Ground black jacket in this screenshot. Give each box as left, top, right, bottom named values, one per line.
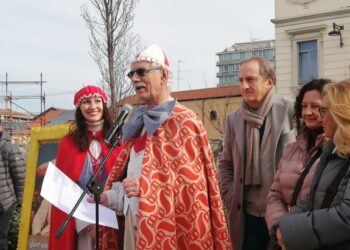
left=0, top=131, right=26, bottom=212
left=279, top=141, right=350, bottom=249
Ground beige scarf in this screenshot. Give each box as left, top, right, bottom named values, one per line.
left=241, top=86, right=275, bottom=185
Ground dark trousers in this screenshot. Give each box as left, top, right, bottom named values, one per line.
left=0, top=204, right=16, bottom=250
left=242, top=212, right=270, bottom=250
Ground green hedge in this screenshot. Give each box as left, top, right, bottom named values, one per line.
left=8, top=206, right=21, bottom=250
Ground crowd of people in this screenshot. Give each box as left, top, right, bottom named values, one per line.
left=4, top=43, right=350, bottom=250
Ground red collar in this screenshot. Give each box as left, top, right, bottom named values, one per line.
left=134, top=132, right=147, bottom=153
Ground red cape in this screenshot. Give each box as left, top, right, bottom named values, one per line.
left=102, top=103, right=232, bottom=250
left=48, top=131, right=121, bottom=250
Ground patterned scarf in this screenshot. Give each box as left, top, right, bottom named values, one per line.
left=241, top=85, right=275, bottom=185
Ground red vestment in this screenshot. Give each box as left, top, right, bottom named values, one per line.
left=102, top=103, right=232, bottom=250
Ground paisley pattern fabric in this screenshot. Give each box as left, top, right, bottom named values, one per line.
left=103, top=102, right=232, bottom=250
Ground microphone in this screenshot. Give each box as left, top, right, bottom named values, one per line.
left=104, top=104, right=133, bottom=144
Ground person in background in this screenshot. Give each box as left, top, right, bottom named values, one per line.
left=265, top=78, right=332, bottom=248
left=93, top=44, right=232, bottom=250
left=219, top=56, right=295, bottom=250
left=0, top=121, right=26, bottom=250
left=277, top=79, right=350, bottom=249
left=48, top=85, right=121, bottom=250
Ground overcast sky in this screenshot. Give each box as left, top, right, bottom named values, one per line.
left=0, top=0, right=274, bottom=113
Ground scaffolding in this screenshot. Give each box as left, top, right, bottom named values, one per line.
left=0, top=72, right=46, bottom=129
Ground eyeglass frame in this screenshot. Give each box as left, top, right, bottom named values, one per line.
left=301, top=103, right=322, bottom=111
left=127, top=67, right=162, bottom=79
left=319, top=107, right=328, bottom=118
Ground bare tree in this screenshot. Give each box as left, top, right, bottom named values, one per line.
left=193, top=97, right=232, bottom=164
left=81, top=0, right=139, bottom=113
left=197, top=97, right=231, bottom=137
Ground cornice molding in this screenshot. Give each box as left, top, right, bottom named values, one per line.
left=272, top=8, right=350, bottom=25
left=285, top=24, right=327, bottom=35
left=287, top=0, right=319, bottom=6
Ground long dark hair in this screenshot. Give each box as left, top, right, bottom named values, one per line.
left=68, top=102, right=113, bottom=151
left=294, top=78, right=332, bottom=148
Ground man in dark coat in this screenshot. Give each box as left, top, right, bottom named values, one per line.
left=0, top=123, right=26, bottom=250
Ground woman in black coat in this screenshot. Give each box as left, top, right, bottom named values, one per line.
left=277, top=79, right=350, bottom=250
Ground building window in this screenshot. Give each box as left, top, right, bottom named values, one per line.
left=245, top=51, right=252, bottom=58
left=267, top=49, right=274, bottom=57
left=229, top=65, right=234, bottom=72
left=240, top=52, right=246, bottom=60
left=210, top=110, right=217, bottom=120
left=232, top=52, right=240, bottom=60
left=298, top=40, right=318, bottom=84
left=229, top=75, right=234, bottom=83
left=233, top=75, right=240, bottom=83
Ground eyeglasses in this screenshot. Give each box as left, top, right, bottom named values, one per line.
left=127, top=67, right=162, bottom=79
left=301, top=104, right=322, bottom=111
left=319, top=107, right=328, bottom=118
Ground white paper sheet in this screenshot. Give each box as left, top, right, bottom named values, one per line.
left=41, top=162, right=118, bottom=229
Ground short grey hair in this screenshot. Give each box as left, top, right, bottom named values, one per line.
left=150, top=62, right=173, bottom=89
left=240, top=56, right=276, bottom=85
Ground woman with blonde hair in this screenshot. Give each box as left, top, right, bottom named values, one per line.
left=276, top=79, right=350, bottom=249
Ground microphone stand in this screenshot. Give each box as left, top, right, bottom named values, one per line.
left=55, top=136, right=121, bottom=250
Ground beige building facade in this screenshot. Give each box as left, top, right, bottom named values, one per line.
left=273, top=0, right=350, bottom=98
left=179, top=95, right=241, bottom=141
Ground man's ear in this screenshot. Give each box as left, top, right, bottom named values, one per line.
left=266, top=77, right=274, bottom=90
left=161, top=68, right=169, bottom=84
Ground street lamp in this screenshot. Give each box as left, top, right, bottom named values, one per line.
left=328, top=22, right=344, bottom=47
